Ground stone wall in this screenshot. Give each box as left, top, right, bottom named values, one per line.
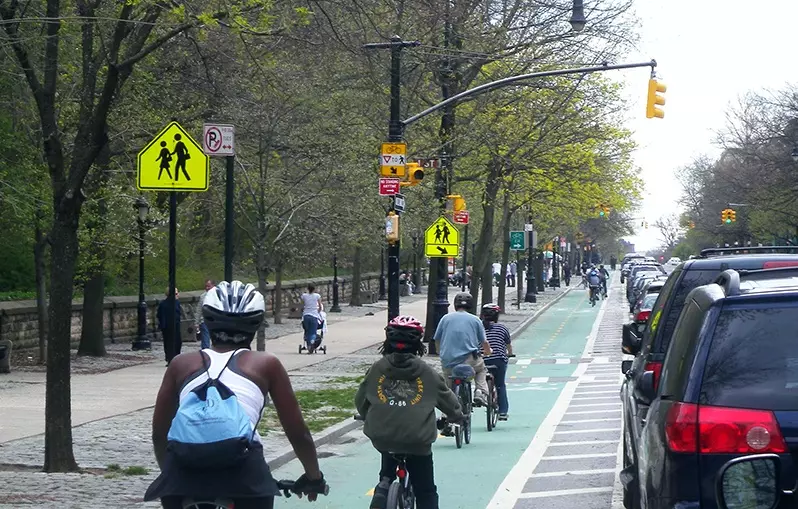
left=0, top=273, right=381, bottom=350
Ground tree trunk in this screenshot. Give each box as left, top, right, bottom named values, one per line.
left=497, top=193, right=513, bottom=310
left=44, top=206, right=80, bottom=472
left=349, top=246, right=362, bottom=306
left=34, top=208, right=48, bottom=365
left=273, top=260, right=283, bottom=325
left=472, top=161, right=502, bottom=309
left=77, top=271, right=106, bottom=356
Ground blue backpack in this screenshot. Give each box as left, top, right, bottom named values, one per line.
left=167, top=351, right=256, bottom=468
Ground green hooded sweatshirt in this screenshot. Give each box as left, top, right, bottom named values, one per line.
left=355, top=352, right=464, bottom=456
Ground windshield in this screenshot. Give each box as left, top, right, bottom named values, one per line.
left=642, top=294, right=658, bottom=309
left=700, top=303, right=798, bottom=411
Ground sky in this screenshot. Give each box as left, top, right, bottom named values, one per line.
left=609, top=0, right=798, bottom=251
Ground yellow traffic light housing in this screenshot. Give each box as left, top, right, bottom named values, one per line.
left=646, top=79, right=666, bottom=119
left=722, top=209, right=732, bottom=224
left=730, top=209, right=737, bottom=222
left=447, top=194, right=466, bottom=212
left=403, top=162, right=424, bottom=186
left=385, top=212, right=399, bottom=242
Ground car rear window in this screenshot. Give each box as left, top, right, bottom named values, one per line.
left=655, top=269, right=719, bottom=353
left=642, top=294, right=658, bottom=309
left=700, top=303, right=798, bottom=411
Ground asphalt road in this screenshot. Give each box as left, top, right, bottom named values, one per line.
left=271, top=275, right=629, bottom=509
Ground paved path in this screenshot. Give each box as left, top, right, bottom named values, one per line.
left=269, top=275, right=626, bottom=509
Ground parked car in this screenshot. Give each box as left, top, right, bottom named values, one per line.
left=629, top=274, right=667, bottom=311
left=624, top=267, right=798, bottom=509
left=626, top=264, right=667, bottom=301
left=630, top=279, right=666, bottom=317
left=621, top=255, right=648, bottom=283
left=666, top=257, right=681, bottom=266
left=619, top=247, right=798, bottom=509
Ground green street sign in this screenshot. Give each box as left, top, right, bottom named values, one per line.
left=510, top=231, right=526, bottom=251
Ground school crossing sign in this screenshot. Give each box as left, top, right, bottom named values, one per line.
left=425, top=216, right=459, bottom=257
left=137, top=122, right=209, bottom=191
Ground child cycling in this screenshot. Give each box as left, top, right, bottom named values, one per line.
left=355, top=315, right=464, bottom=509
left=481, top=303, right=513, bottom=420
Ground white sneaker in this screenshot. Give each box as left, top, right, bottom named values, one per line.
left=473, top=390, right=487, bottom=407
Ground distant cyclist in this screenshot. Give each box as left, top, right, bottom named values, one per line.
left=145, top=281, right=327, bottom=508
left=434, top=292, right=492, bottom=406
left=481, top=303, right=512, bottom=421
left=598, top=264, right=610, bottom=297
left=587, top=266, right=602, bottom=302
left=356, top=315, right=464, bottom=509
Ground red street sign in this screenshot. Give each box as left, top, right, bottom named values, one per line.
left=379, top=178, right=401, bottom=196
left=453, top=210, right=469, bottom=224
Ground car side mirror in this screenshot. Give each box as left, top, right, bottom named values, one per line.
left=621, top=360, right=632, bottom=374
left=636, top=371, right=656, bottom=404
left=622, top=323, right=642, bottom=355
left=716, top=454, right=781, bottom=509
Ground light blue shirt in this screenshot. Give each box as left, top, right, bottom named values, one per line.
left=434, top=310, right=487, bottom=368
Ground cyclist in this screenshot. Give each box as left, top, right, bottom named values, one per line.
left=598, top=264, right=610, bottom=297
left=481, top=303, right=512, bottom=421
left=145, top=281, right=327, bottom=509
left=587, top=266, right=601, bottom=302
left=356, top=315, right=464, bottom=509
left=434, top=292, right=492, bottom=406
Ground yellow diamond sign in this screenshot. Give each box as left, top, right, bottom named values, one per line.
left=137, top=122, right=209, bottom=192
left=425, top=216, right=459, bottom=257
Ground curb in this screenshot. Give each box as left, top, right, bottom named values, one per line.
left=509, top=286, right=575, bottom=339
left=267, top=416, right=363, bottom=471
left=267, top=286, right=575, bottom=472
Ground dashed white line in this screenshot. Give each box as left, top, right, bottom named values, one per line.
left=565, top=409, right=621, bottom=415
left=541, top=453, right=617, bottom=460
left=554, top=427, right=620, bottom=435
left=560, top=417, right=621, bottom=424
left=518, top=487, right=614, bottom=498
left=569, top=402, right=621, bottom=408
left=547, top=440, right=619, bottom=446
left=530, top=468, right=616, bottom=477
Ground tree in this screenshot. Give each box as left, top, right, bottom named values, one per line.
left=653, top=215, right=684, bottom=252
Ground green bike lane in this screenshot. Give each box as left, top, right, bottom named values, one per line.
left=272, top=288, right=601, bottom=509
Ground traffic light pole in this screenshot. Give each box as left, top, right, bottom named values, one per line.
left=524, top=212, right=537, bottom=303
left=364, top=36, right=420, bottom=322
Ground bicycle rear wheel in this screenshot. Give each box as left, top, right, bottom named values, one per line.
left=464, top=382, right=472, bottom=445
left=386, top=482, right=402, bottom=509
left=453, top=385, right=464, bottom=449
left=486, top=377, right=495, bottom=432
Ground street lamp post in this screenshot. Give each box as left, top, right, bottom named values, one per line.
left=378, top=245, right=387, bottom=301
left=132, top=197, right=151, bottom=351
left=411, top=230, right=420, bottom=291
left=550, top=236, right=561, bottom=288
left=330, top=237, right=341, bottom=312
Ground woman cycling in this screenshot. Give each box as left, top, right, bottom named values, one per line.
left=145, top=280, right=327, bottom=508
left=481, top=303, right=513, bottom=420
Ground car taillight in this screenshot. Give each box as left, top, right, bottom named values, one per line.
left=635, top=310, right=651, bottom=322
left=665, top=403, right=787, bottom=454
left=644, top=361, right=662, bottom=390
left=763, top=261, right=798, bottom=269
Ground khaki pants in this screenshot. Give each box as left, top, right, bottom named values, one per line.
left=442, top=354, right=488, bottom=399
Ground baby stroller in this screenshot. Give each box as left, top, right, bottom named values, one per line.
left=298, top=311, right=327, bottom=354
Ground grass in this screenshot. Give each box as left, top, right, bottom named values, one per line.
left=104, top=463, right=149, bottom=479
left=257, top=376, right=364, bottom=435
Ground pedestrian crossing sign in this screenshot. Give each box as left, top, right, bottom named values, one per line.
left=137, top=122, right=209, bottom=192
left=425, top=216, right=459, bottom=257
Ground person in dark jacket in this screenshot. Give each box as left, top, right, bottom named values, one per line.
left=157, top=287, right=182, bottom=365
left=355, top=315, right=464, bottom=509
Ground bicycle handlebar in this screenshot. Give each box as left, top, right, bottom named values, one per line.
left=276, top=479, right=330, bottom=497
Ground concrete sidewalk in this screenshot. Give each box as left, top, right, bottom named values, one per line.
left=0, top=295, right=437, bottom=443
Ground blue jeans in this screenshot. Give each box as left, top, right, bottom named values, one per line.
left=199, top=322, right=210, bottom=349
left=302, top=314, right=319, bottom=347
left=485, top=358, right=509, bottom=414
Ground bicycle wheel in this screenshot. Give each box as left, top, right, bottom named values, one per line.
left=453, top=385, right=464, bottom=449
left=402, top=481, right=415, bottom=509
left=486, top=377, right=495, bottom=432
left=386, top=482, right=402, bottom=509
left=464, top=382, right=472, bottom=444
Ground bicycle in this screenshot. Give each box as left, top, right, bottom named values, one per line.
left=485, top=364, right=499, bottom=431
left=589, top=285, right=600, bottom=307
left=181, top=479, right=329, bottom=508
left=449, top=363, right=474, bottom=449
left=353, top=414, right=415, bottom=508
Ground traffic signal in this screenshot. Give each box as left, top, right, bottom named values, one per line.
left=722, top=209, right=732, bottom=224
left=403, top=162, right=424, bottom=186
left=597, top=204, right=610, bottom=217
left=447, top=194, right=466, bottom=212
left=646, top=78, right=666, bottom=119
left=730, top=209, right=737, bottom=222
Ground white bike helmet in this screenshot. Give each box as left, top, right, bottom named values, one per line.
left=202, top=281, right=265, bottom=343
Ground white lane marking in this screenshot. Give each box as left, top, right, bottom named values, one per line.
left=569, top=402, right=621, bottom=408
left=541, top=453, right=616, bottom=460
left=485, top=296, right=606, bottom=508
left=555, top=358, right=570, bottom=364
left=547, top=440, right=619, bottom=446
left=611, top=429, right=626, bottom=509
left=581, top=297, right=609, bottom=358
left=530, top=468, right=616, bottom=478
left=529, top=377, right=550, bottom=383
left=565, top=409, right=621, bottom=415
left=519, top=487, right=614, bottom=498
left=573, top=390, right=618, bottom=395
left=560, top=417, right=621, bottom=424
left=554, top=427, right=620, bottom=435
left=516, top=358, right=532, bottom=365
left=578, top=383, right=621, bottom=388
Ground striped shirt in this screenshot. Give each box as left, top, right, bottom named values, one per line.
left=484, top=323, right=511, bottom=362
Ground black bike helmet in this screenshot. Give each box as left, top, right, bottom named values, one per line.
left=481, top=303, right=501, bottom=322
left=453, top=292, right=473, bottom=310
left=385, top=315, right=424, bottom=346
left=202, top=281, right=265, bottom=343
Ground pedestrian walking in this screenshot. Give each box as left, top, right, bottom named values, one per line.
left=157, top=287, right=183, bottom=365
left=194, top=279, right=214, bottom=349
left=508, top=261, right=517, bottom=287
left=563, top=261, right=571, bottom=286
left=492, top=262, right=501, bottom=286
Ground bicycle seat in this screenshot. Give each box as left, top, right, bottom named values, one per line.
left=451, top=363, right=475, bottom=380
